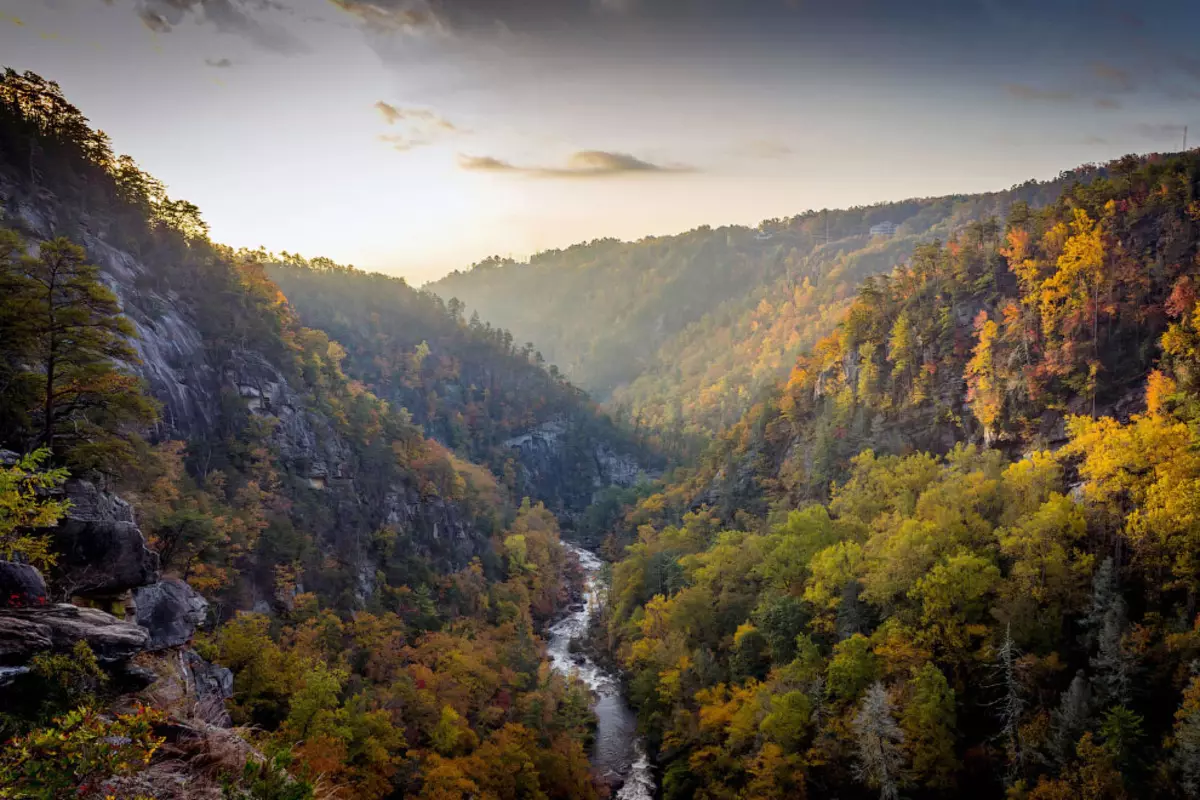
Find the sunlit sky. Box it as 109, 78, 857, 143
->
2, 0, 1199, 282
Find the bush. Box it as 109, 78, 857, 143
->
0, 704, 165, 799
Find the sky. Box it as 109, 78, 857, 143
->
2, 1, 1199, 282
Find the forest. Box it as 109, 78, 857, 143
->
6, 57, 1200, 800
431, 173, 1080, 450
0, 68, 609, 799
598, 151, 1200, 798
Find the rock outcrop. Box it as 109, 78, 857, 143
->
45, 479, 159, 598
184, 648, 235, 726
0, 603, 149, 663
0, 561, 48, 608
134, 579, 209, 651
503, 415, 652, 515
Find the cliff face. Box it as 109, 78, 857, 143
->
1, 179, 488, 607
266, 259, 658, 522
0, 451, 229, 719
502, 415, 651, 516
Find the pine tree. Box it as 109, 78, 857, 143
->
1175, 671, 1200, 797
1083, 558, 1119, 649
994, 624, 1026, 784
1051, 670, 1092, 768
1092, 598, 1134, 708
1, 235, 157, 470
1085, 559, 1135, 708
854, 681, 905, 800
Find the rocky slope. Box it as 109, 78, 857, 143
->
0, 462, 229, 721
267, 257, 658, 520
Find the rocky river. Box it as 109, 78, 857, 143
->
547, 544, 655, 799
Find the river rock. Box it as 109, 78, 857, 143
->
0, 561, 48, 608
0, 603, 149, 663
134, 579, 208, 650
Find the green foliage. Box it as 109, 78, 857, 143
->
232, 750, 314, 800
0, 642, 107, 740
0, 705, 165, 799
0, 447, 69, 571
432, 176, 1075, 444
901, 663, 956, 788
827, 634, 878, 701
266, 254, 657, 516
0, 230, 158, 472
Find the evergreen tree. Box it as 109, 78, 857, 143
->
854, 681, 905, 800
995, 624, 1026, 785
1083, 558, 1119, 649
1174, 671, 1200, 797
1051, 670, 1092, 768
0, 235, 157, 471
1086, 560, 1135, 708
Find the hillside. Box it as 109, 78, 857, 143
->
0, 69, 610, 799
266, 256, 657, 520
598, 149, 1200, 799
431, 176, 1081, 439
9, 59, 1200, 800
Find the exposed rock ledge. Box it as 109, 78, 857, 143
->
134, 579, 209, 651
0, 603, 149, 664
44, 478, 160, 598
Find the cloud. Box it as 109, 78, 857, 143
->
327, 0, 452, 32
374, 101, 457, 131
327, 0, 644, 34
134, 0, 307, 54
737, 139, 793, 159
1005, 83, 1074, 103
458, 154, 517, 171
457, 150, 692, 177
205, 57, 234, 67
378, 133, 424, 151
1135, 123, 1188, 144
1091, 62, 1134, 92
1006, 78, 1122, 111
374, 100, 405, 124
374, 101, 461, 151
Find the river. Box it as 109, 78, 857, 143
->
547, 544, 655, 799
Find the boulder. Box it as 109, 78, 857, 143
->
0, 603, 149, 664
0, 665, 30, 687
134, 579, 208, 650
184, 648, 234, 726
46, 479, 159, 597
0, 561, 48, 608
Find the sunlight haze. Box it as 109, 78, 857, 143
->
2, 0, 1196, 281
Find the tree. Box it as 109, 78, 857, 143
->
1084, 560, 1135, 708
731, 623, 771, 683
1091, 596, 1134, 709
2, 235, 157, 470
902, 663, 957, 789
995, 624, 1026, 785
0, 448, 70, 571
1051, 671, 1092, 768
966, 311, 1002, 442
1099, 705, 1143, 770
828, 634, 879, 702
853, 681, 905, 800
1173, 673, 1200, 796
759, 690, 812, 752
